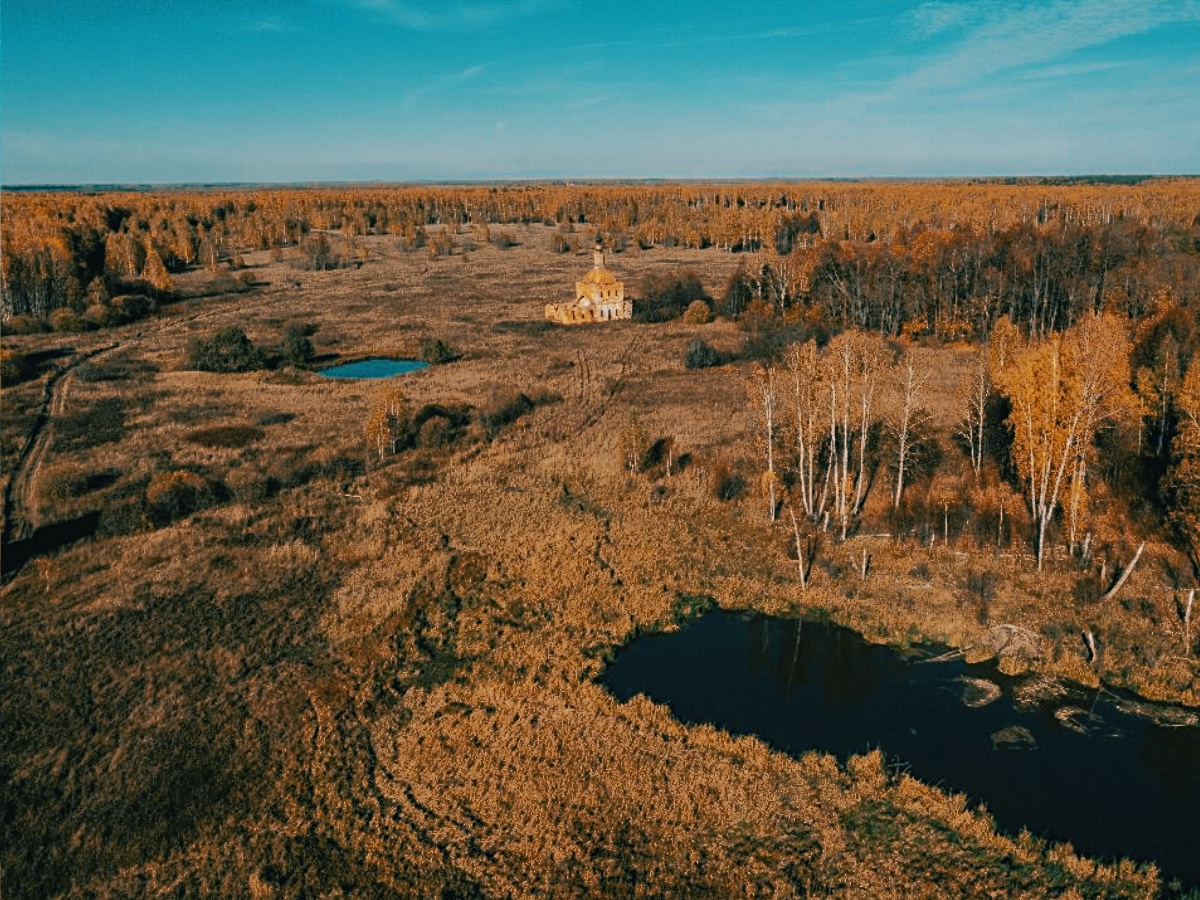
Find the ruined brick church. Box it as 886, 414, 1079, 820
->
544, 247, 632, 324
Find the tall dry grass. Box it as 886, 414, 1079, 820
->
0, 223, 1179, 896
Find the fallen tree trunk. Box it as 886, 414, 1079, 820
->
1099, 541, 1145, 603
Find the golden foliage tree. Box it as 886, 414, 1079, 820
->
618, 413, 648, 475
1169, 361, 1200, 574
993, 315, 1136, 570
141, 243, 173, 292
365, 385, 407, 462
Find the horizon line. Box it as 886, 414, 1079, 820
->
3, 173, 1195, 192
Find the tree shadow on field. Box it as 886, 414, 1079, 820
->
0, 511, 101, 577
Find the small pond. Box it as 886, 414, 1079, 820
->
601, 610, 1200, 887
319, 358, 428, 379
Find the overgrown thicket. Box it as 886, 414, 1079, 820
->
4, 181, 1197, 334
363, 384, 546, 464
185, 322, 319, 372
742, 309, 1199, 582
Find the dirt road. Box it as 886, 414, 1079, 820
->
2, 344, 117, 545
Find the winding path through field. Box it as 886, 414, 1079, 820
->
2, 344, 117, 546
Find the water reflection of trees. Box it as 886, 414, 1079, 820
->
1138, 718, 1200, 798
745, 616, 890, 707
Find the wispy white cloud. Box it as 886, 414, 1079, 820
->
1013, 59, 1132, 81
340, 0, 558, 30
569, 16, 893, 56
908, 1, 973, 38
401, 64, 486, 107
901, 0, 1200, 90
241, 15, 293, 33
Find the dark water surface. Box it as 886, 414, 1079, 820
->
319, 358, 427, 379
601, 610, 1200, 886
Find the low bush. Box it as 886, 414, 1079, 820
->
281, 323, 317, 367
1, 348, 33, 384
550, 233, 575, 254
225, 466, 277, 503
711, 459, 746, 501
477, 391, 534, 438
3, 315, 46, 335
82, 302, 122, 329
427, 231, 454, 258
111, 294, 155, 322
97, 496, 148, 537
401, 403, 473, 451
419, 337, 458, 365
683, 300, 713, 325
637, 273, 709, 323
40, 464, 93, 503
40, 465, 120, 505
740, 319, 814, 364
684, 340, 721, 370
417, 416, 452, 449
49, 308, 86, 333
186, 326, 265, 373
145, 469, 218, 524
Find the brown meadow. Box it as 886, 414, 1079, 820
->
2, 197, 1196, 896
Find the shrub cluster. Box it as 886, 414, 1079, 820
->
186, 327, 265, 373
711, 459, 747, 501
1, 348, 33, 384
636, 273, 709, 323
477, 391, 533, 438
419, 337, 458, 365
281, 323, 317, 368
684, 340, 721, 370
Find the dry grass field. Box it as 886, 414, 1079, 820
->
2, 224, 1192, 896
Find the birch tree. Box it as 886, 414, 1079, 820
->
851, 333, 887, 518
784, 340, 830, 521
747, 363, 781, 521
1062, 315, 1138, 552
957, 359, 989, 479
994, 315, 1134, 570
890, 350, 931, 510
365, 384, 407, 461
824, 330, 886, 538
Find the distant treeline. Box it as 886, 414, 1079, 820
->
3, 181, 1198, 336
718, 216, 1200, 344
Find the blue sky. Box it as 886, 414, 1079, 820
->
2, 0, 1198, 183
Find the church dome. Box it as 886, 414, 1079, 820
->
582, 267, 619, 285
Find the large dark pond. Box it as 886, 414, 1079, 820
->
601, 610, 1200, 886
319, 358, 427, 379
